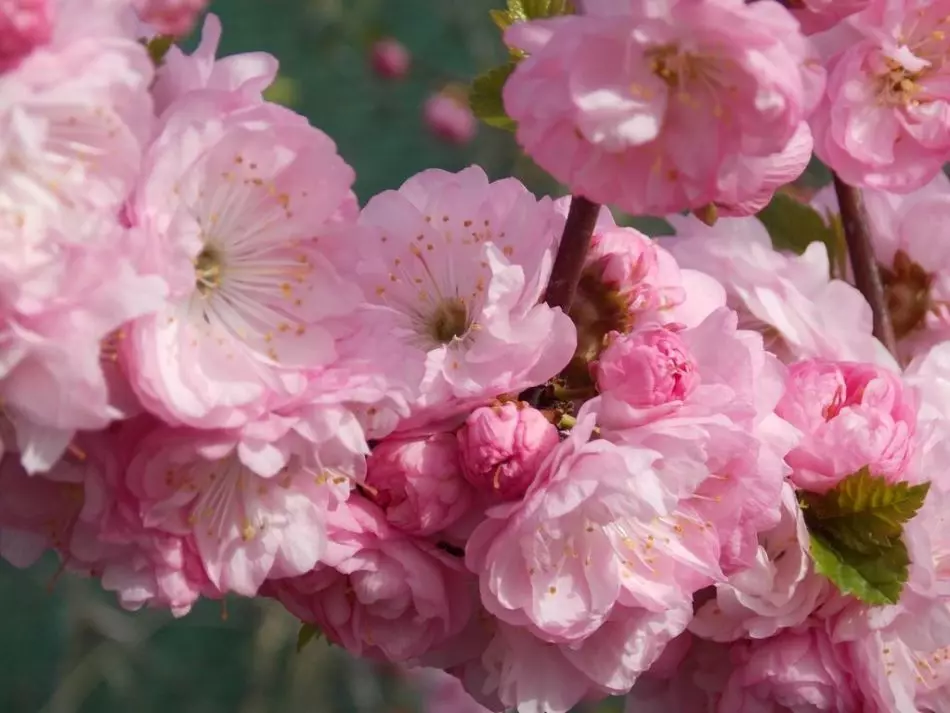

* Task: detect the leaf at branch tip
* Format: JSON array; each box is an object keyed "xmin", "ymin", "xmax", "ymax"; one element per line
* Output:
[
  {"xmin": 296, "ymin": 623, "xmax": 323, "ymax": 653},
  {"xmin": 800, "ymin": 468, "xmax": 931, "ymax": 605},
  {"xmin": 756, "ymin": 193, "xmax": 845, "ymax": 277},
  {"xmin": 470, "ymin": 63, "xmax": 518, "ymax": 132},
  {"xmin": 693, "ymin": 203, "xmax": 719, "ymax": 227}
]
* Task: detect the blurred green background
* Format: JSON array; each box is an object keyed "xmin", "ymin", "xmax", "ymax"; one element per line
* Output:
[{"xmin": 0, "ymin": 2, "xmax": 620, "ymax": 712}]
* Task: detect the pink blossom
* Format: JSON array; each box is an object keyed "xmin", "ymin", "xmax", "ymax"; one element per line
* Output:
[
  {"xmin": 133, "ymin": 0, "xmax": 207, "ymax": 36},
  {"xmin": 0, "ymin": 0, "xmax": 52, "ymax": 72},
  {"xmin": 150, "ymin": 14, "xmax": 278, "ymax": 116},
  {"xmin": 349, "ymin": 166, "xmax": 575, "ymax": 430},
  {"xmin": 789, "ymin": 0, "xmax": 872, "ymax": 34},
  {"xmin": 364, "ymin": 433, "xmax": 472, "ymax": 536},
  {"xmin": 456, "ymin": 402, "xmax": 558, "ymax": 501},
  {"xmin": 776, "ymin": 358, "xmax": 917, "ymax": 492},
  {"xmin": 123, "ymin": 409, "xmax": 366, "ymax": 597},
  {"xmin": 423, "ymin": 93, "xmax": 476, "ymax": 145},
  {"xmin": 718, "ymin": 627, "xmax": 862, "ymax": 712},
  {"xmin": 809, "ymin": 0, "xmax": 950, "ymax": 191},
  {"xmin": 370, "ymin": 38, "xmax": 410, "ymax": 80},
  {"xmin": 123, "ymin": 90, "xmax": 367, "ymax": 430},
  {"xmin": 503, "ymin": 0, "xmax": 824, "ymax": 215},
  {"xmin": 410, "ymin": 668, "xmax": 495, "ymax": 713},
  {"xmin": 666, "ymin": 213, "xmax": 896, "ymax": 367},
  {"xmin": 691, "ymin": 483, "xmax": 831, "ymax": 641},
  {"xmin": 264, "ymin": 496, "xmax": 475, "ymax": 663}
]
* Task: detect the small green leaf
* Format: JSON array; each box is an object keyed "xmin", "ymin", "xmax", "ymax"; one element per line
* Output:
[
  {"xmin": 144, "ymin": 35, "xmax": 175, "ymax": 66},
  {"xmin": 800, "ymin": 469, "xmax": 931, "ymax": 605},
  {"xmin": 756, "ymin": 193, "xmax": 846, "ymax": 277},
  {"xmin": 469, "ymin": 63, "xmax": 518, "ymax": 131},
  {"xmin": 522, "ymin": 0, "xmax": 576, "ymax": 17},
  {"xmin": 296, "ymin": 623, "xmax": 322, "ymax": 653},
  {"xmin": 808, "ymin": 530, "xmax": 909, "ymax": 605}
]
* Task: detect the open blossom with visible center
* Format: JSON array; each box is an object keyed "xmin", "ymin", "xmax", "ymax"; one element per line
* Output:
[
  {"xmin": 503, "ymin": 0, "xmax": 824, "ymax": 215},
  {"xmin": 457, "ymin": 401, "xmax": 558, "ymax": 501},
  {"xmin": 776, "ymin": 358, "xmax": 917, "ymax": 492},
  {"xmin": 665, "ymin": 213, "xmax": 894, "ymax": 367},
  {"xmin": 133, "ymin": 0, "xmax": 208, "ymax": 37},
  {"xmin": 364, "ymin": 432, "xmax": 472, "ymax": 536},
  {"xmin": 809, "ymin": 0, "xmax": 950, "ymax": 191},
  {"xmin": 123, "ymin": 88, "xmax": 369, "ymax": 430},
  {"xmin": 264, "ymin": 495, "xmax": 475, "ymax": 663},
  {"xmin": 0, "ymin": 0, "xmax": 53, "ymax": 72},
  {"xmin": 122, "ymin": 408, "xmax": 366, "ymax": 598},
  {"xmin": 349, "ymin": 166, "xmax": 575, "ymax": 430}
]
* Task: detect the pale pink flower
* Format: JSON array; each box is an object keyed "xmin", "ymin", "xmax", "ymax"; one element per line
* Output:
[
  {"xmin": 0, "ymin": 0, "xmax": 53, "ymax": 72},
  {"xmin": 776, "ymin": 358, "xmax": 917, "ymax": 492},
  {"xmin": 789, "ymin": 0, "xmax": 872, "ymax": 34},
  {"xmin": 350, "ymin": 166, "xmax": 575, "ymax": 430},
  {"xmin": 370, "ymin": 38, "xmax": 410, "ymax": 80},
  {"xmin": 456, "ymin": 402, "xmax": 558, "ymax": 501},
  {"xmin": 364, "ymin": 433, "xmax": 472, "ymax": 536},
  {"xmin": 665, "ymin": 213, "xmax": 896, "ymax": 368},
  {"xmin": 691, "ymin": 483, "xmax": 831, "ymax": 641},
  {"xmin": 503, "ymin": 0, "xmax": 824, "ymax": 215},
  {"xmin": 810, "ymin": 0, "xmax": 950, "ymax": 191},
  {"xmin": 150, "ymin": 14, "xmax": 278, "ymax": 116},
  {"xmin": 718, "ymin": 626, "xmax": 862, "ymax": 712},
  {"xmin": 133, "ymin": 0, "xmax": 207, "ymax": 37},
  {"xmin": 410, "ymin": 668, "xmax": 495, "ymax": 713},
  {"xmin": 423, "ymin": 93, "xmax": 476, "ymax": 145},
  {"xmin": 123, "ymin": 408, "xmax": 366, "ymax": 597},
  {"xmin": 264, "ymin": 495, "xmax": 475, "ymax": 663},
  {"xmin": 123, "ymin": 90, "xmax": 367, "ymax": 430}
]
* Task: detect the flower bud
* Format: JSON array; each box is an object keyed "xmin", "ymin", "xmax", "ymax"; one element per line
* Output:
[
  {"xmin": 423, "ymin": 93, "xmax": 476, "ymax": 145},
  {"xmin": 370, "ymin": 38, "xmax": 410, "ymax": 80},
  {"xmin": 457, "ymin": 402, "xmax": 558, "ymax": 500},
  {"xmin": 0, "ymin": 0, "xmax": 53, "ymax": 72}
]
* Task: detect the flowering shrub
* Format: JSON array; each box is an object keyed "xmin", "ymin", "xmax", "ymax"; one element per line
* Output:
[{"xmin": 5, "ymin": 1, "xmax": 950, "ymax": 712}]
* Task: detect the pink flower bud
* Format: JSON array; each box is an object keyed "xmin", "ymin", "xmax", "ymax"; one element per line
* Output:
[
  {"xmin": 457, "ymin": 402, "xmax": 558, "ymax": 500},
  {"xmin": 365, "ymin": 433, "xmax": 472, "ymax": 536},
  {"xmin": 370, "ymin": 38, "xmax": 410, "ymax": 80},
  {"xmin": 133, "ymin": 0, "xmax": 208, "ymax": 37},
  {"xmin": 595, "ymin": 325, "xmax": 698, "ymax": 408},
  {"xmin": 0, "ymin": 0, "xmax": 53, "ymax": 72},
  {"xmin": 423, "ymin": 93, "xmax": 476, "ymax": 145}
]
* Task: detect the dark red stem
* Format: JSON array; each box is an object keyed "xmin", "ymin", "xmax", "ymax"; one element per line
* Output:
[
  {"xmin": 832, "ymin": 174, "xmax": 898, "ymax": 358},
  {"xmin": 543, "ymin": 195, "xmax": 600, "ymax": 312}
]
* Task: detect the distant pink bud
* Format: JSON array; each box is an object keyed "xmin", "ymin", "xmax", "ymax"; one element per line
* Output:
[
  {"xmin": 0, "ymin": 0, "xmax": 53, "ymax": 72},
  {"xmin": 776, "ymin": 359, "xmax": 917, "ymax": 492},
  {"xmin": 595, "ymin": 326, "xmax": 699, "ymax": 408},
  {"xmin": 133, "ymin": 0, "xmax": 208, "ymax": 37},
  {"xmin": 457, "ymin": 402, "xmax": 558, "ymax": 501},
  {"xmin": 424, "ymin": 93, "xmax": 476, "ymax": 145},
  {"xmin": 370, "ymin": 38, "xmax": 410, "ymax": 80},
  {"xmin": 365, "ymin": 434, "xmax": 473, "ymax": 536}
]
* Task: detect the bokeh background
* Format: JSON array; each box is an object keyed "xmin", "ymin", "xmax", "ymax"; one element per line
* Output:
[{"xmin": 0, "ymin": 2, "xmax": 629, "ymax": 712}]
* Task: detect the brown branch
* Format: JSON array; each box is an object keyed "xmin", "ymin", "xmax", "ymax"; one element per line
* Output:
[
  {"xmin": 544, "ymin": 195, "xmax": 601, "ymax": 312},
  {"xmin": 832, "ymin": 174, "xmax": 898, "ymax": 357}
]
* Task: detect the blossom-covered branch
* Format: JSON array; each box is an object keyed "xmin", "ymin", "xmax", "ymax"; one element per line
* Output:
[{"xmin": 543, "ymin": 195, "xmax": 601, "ymax": 312}]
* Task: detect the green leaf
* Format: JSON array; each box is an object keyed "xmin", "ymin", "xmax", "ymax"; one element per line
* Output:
[
  {"xmin": 144, "ymin": 35, "xmax": 175, "ymax": 66},
  {"xmin": 296, "ymin": 623, "xmax": 322, "ymax": 653},
  {"xmin": 469, "ymin": 63, "xmax": 518, "ymax": 131},
  {"xmin": 756, "ymin": 193, "xmax": 846, "ymax": 277},
  {"xmin": 800, "ymin": 469, "xmax": 930, "ymax": 605},
  {"xmin": 492, "ymin": 0, "xmax": 574, "ymax": 28}
]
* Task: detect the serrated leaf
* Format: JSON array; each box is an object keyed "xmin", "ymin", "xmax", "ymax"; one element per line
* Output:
[
  {"xmin": 296, "ymin": 623, "xmax": 322, "ymax": 653},
  {"xmin": 808, "ymin": 529, "xmax": 909, "ymax": 605},
  {"xmin": 756, "ymin": 193, "xmax": 846, "ymax": 277},
  {"xmin": 469, "ymin": 63, "xmax": 518, "ymax": 131}
]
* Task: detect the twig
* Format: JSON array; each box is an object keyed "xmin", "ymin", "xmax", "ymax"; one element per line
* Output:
[
  {"xmin": 543, "ymin": 195, "xmax": 601, "ymax": 312},
  {"xmin": 832, "ymin": 175, "xmax": 898, "ymax": 357}
]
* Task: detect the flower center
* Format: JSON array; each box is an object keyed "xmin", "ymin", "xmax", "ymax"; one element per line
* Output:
[
  {"xmin": 878, "ymin": 58, "xmax": 924, "ymax": 107},
  {"xmin": 427, "ymin": 297, "xmax": 470, "ymax": 344},
  {"xmin": 194, "ymin": 245, "xmax": 223, "ymax": 296},
  {"xmin": 880, "ymin": 250, "xmax": 932, "ymax": 340},
  {"xmin": 647, "ymin": 45, "xmax": 695, "ymax": 87}
]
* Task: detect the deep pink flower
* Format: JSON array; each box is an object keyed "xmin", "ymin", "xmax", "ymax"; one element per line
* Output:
[
  {"xmin": 370, "ymin": 38, "xmax": 410, "ymax": 80},
  {"xmin": 503, "ymin": 0, "xmax": 824, "ymax": 215},
  {"xmin": 423, "ymin": 93, "xmax": 476, "ymax": 145},
  {"xmin": 264, "ymin": 496, "xmax": 475, "ymax": 663},
  {"xmin": 349, "ymin": 167, "xmax": 575, "ymax": 430},
  {"xmin": 666, "ymin": 213, "xmax": 894, "ymax": 367},
  {"xmin": 133, "ymin": 0, "xmax": 207, "ymax": 37},
  {"xmin": 365, "ymin": 433, "xmax": 472, "ymax": 536},
  {"xmin": 810, "ymin": 0, "xmax": 950, "ymax": 191},
  {"xmin": 456, "ymin": 402, "xmax": 558, "ymax": 501},
  {"xmin": 776, "ymin": 358, "xmax": 917, "ymax": 491},
  {"xmin": 0, "ymin": 0, "xmax": 52, "ymax": 72}
]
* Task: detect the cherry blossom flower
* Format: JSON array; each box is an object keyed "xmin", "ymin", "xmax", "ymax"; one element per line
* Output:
[
  {"xmin": 423, "ymin": 93, "xmax": 476, "ymax": 145},
  {"xmin": 133, "ymin": 0, "xmax": 207, "ymax": 37},
  {"xmin": 0, "ymin": 0, "xmax": 53, "ymax": 72}
]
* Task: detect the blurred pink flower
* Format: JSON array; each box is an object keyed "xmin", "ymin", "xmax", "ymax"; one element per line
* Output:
[
  {"xmin": 133, "ymin": 0, "xmax": 207, "ymax": 37},
  {"xmin": 410, "ymin": 668, "xmax": 495, "ymax": 713},
  {"xmin": 424, "ymin": 93, "xmax": 476, "ymax": 145},
  {"xmin": 457, "ymin": 402, "xmax": 558, "ymax": 501},
  {"xmin": 371, "ymin": 37, "xmax": 410, "ymax": 80},
  {"xmin": 0, "ymin": 0, "xmax": 52, "ymax": 72}
]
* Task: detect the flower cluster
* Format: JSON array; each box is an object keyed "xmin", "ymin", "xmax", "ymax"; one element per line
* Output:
[{"xmin": 5, "ymin": 2, "xmax": 950, "ymax": 713}]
